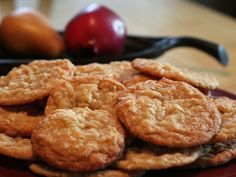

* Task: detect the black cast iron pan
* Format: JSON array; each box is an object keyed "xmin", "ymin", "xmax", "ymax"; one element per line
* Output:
[{"xmin": 0, "ymin": 35, "xmax": 228, "ymax": 75}]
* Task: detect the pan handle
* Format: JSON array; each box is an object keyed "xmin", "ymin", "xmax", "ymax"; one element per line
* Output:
[{"xmin": 151, "ymin": 36, "xmax": 228, "ymax": 66}]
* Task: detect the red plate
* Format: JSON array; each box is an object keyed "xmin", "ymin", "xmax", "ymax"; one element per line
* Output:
[{"xmin": 0, "ymin": 89, "xmax": 235, "ymax": 177}]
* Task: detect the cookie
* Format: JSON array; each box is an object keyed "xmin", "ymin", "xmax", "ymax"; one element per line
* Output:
[
  {"xmin": 32, "ymin": 108, "xmax": 125, "ymax": 172},
  {"xmin": 0, "ymin": 59, "xmax": 75, "ymax": 105},
  {"xmin": 118, "ymin": 73, "xmax": 156, "ymax": 87},
  {"xmin": 45, "ymin": 76, "xmax": 126, "ymax": 135},
  {"xmin": 0, "ymin": 133, "xmax": 34, "ymax": 160},
  {"xmin": 132, "ymin": 58, "xmax": 219, "ymax": 89},
  {"xmin": 45, "ymin": 76, "xmax": 126, "ymax": 115},
  {"xmin": 0, "ymin": 101, "xmax": 44, "ymax": 136},
  {"xmin": 186, "ymin": 140, "xmax": 236, "ymax": 168},
  {"xmin": 116, "ymin": 80, "xmax": 221, "ymax": 148},
  {"xmin": 115, "ymin": 146, "xmax": 202, "ymax": 170},
  {"xmin": 210, "ymin": 100, "xmax": 236, "ymax": 143},
  {"xmin": 75, "ymin": 61, "xmax": 138, "ymax": 80},
  {"xmin": 213, "ymin": 96, "xmax": 233, "ymax": 114},
  {"xmin": 128, "ymin": 78, "xmax": 207, "ymax": 100},
  {"xmin": 29, "ymin": 163, "xmax": 145, "ymax": 177},
  {"xmin": 0, "ymin": 107, "xmax": 42, "ymax": 137}
]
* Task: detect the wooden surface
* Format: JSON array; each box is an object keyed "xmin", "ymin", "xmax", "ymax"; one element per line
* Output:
[{"xmin": 0, "ymin": 0, "xmax": 236, "ymax": 93}]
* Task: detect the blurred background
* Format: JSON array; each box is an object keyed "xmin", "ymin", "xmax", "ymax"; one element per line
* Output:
[
  {"xmin": 1, "ymin": 0, "xmax": 236, "ymax": 32},
  {"xmin": 1, "ymin": 0, "xmax": 236, "ymax": 18},
  {"xmin": 193, "ymin": 0, "xmax": 236, "ymax": 18}
]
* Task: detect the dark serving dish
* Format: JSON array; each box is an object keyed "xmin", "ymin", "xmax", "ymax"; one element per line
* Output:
[{"xmin": 0, "ymin": 35, "xmax": 228, "ymax": 75}]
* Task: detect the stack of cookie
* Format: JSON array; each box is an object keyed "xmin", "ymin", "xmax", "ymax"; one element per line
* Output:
[{"xmin": 0, "ymin": 58, "xmax": 235, "ymax": 177}]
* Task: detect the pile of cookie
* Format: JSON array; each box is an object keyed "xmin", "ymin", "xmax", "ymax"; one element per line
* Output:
[{"xmin": 0, "ymin": 58, "xmax": 235, "ymax": 177}]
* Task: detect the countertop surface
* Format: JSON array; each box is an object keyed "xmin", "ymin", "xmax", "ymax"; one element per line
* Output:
[{"xmin": 1, "ymin": 0, "xmax": 236, "ymax": 93}]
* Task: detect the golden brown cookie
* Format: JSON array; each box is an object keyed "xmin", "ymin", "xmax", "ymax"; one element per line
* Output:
[
  {"xmin": 32, "ymin": 108, "xmax": 125, "ymax": 172},
  {"xmin": 45, "ymin": 76, "xmax": 126, "ymax": 115},
  {"xmin": 118, "ymin": 73, "xmax": 156, "ymax": 87},
  {"xmin": 116, "ymin": 80, "xmax": 221, "ymax": 148},
  {"xmin": 0, "ymin": 107, "xmax": 42, "ymax": 137},
  {"xmin": 132, "ymin": 58, "xmax": 219, "ymax": 89},
  {"xmin": 115, "ymin": 146, "xmax": 202, "ymax": 170},
  {"xmin": 75, "ymin": 61, "xmax": 138, "ymax": 80},
  {"xmin": 128, "ymin": 78, "xmax": 207, "ymax": 100},
  {"xmin": 30, "ymin": 163, "xmax": 75, "ymax": 177},
  {"xmin": 0, "ymin": 101, "xmax": 44, "ymax": 136},
  {"xmin": 29, "ymin": 163, "xmax": 145, "ymax": 177},
  {"xmin": 45, "ymin": 76, "xmax": 126, "ymax": 135},
  {"xmin": 213, "ymin": 96, "xmax": 233, "ymax": 114},
  {"xmin": 0, "ymin": 59, "xmax": 75, "ymax": 105},
  {"xmin": 186, "ymin": 140, "xmax": 236, "ymax": 168},
  {"xmin": 210, "ymin": 100, "xmax": 236, "ymax": 143},
  {"xmin": 0, "ymin": 133, "xmax": 34, "ymax": 160}
]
